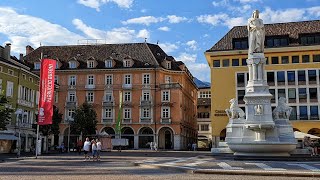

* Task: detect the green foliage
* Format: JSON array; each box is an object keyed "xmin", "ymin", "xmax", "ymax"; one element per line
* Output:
[
  {"xmin": 39, "ymin": 105, "xmax": 63, "ymax": 136},
  {"xmin": 71, "ymin": 102, "xmax": 97, "ymax": 137},
  {"xmin": 0, "ymin": 94, "xmax": 13, "ymax": 131}
]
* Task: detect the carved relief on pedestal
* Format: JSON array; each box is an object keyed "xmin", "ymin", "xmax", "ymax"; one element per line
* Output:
[
  {"xmin": 243, "ymin": 98, "xmax": 269, "ymax": 105},
  {"xmin": 272, "ymin": 97, "xmax": 292, "ymax": 120},
  {"xmin": 254, "ymin": 105, "xmax": 263, "ymax": 115},
  {"xmin": 225, "ymin": 98, "xmax": 245, "ymax": 119}
]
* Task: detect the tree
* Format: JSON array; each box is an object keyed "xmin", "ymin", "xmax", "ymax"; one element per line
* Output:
[
  {"xmin": 39, "ymin": 105, "xmax": 63, "ymax": 137},
  {"xmin": 71, "ymin": 102, "xmax": 97, "ymax": 138},
  {"xmin": 0, "ymin": 93, "xmax": 13, "ymax": 131}
]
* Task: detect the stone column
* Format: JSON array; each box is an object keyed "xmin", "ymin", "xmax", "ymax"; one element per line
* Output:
[
  {"xmin": 174, "ymin": 135, "xmax": 181, "ymax": 150},
  {"xmin": 134, "ymin": 135, "xmax": 139, "ymax": 149},
  {"xmin": 25, "ymin": 134, "xmax": 29, "ymax": 152},
  {"xmin": 252, "ymin": 63, "xmax": 257, "ymax": 80},
  {"xmin": 248, "ymin": 64, "xmax": 253, "ymax": 81},
  {"xmin": 257, "ymin": 63, "xmax": 262, "ymax": 80}
]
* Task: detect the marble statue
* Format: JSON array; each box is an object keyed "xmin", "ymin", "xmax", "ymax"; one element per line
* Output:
[
  {"xmin": 273, "ymin": 97, "xmax": 292, "ymax": 119},
  {"xmin": 225, "ymin": 98, "xmax": 245, "ymax": 119},
  {"xmin": 248, "ymin": 10, "xmax": 265, "ymax": 54}
]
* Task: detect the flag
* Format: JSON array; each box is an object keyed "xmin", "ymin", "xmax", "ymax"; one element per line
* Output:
[
  {"xmin": 115, "ymin": 91, "xmax": 123, "ymax": 134},
  {"xmin": 38, "ymin": 59, "xmax": 56, "ymax": 125}
]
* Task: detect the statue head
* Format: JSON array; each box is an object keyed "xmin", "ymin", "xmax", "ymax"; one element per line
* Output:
[{"xmin": 252, "ymin": 10, "xmax": 260, "ymax": 19}]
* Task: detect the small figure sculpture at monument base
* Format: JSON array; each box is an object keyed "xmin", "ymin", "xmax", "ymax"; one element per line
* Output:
[
  {"xmin": 225, "ymin": 98, "xmax": 245, "ymax": 119},
  {"xmin": 273, "ymin": 97, "xmax": 292, "ymax": 120}
]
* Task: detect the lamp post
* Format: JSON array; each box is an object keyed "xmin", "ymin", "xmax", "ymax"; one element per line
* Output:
[
  {"xmin": 35, "ymin": 111, "xmax": 39, "ymax": 159},
  {"xmin": 15, "ymin": 108, "xmax": 23, "ymax": 157}
]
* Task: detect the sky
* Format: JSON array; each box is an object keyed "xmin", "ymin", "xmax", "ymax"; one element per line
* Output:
[{"xmin": 0, "ymin": 0, "xmax": 319, "ymax": 82}]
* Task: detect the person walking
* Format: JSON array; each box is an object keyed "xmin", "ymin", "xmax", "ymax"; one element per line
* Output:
[
  {"xmin": 77, "ymin": 140, "xmax": 83, "ymax": 155},
  {"xmin": 83, "ymin": 137, "xmax": 91, "ymax": 161},
  {"xmin": 91, "ymin": 140, "xmax": 98, "ymax": 161},
  {"xmin": 96, "ymin": 139, "xmax": 102, "ymax": 161}
]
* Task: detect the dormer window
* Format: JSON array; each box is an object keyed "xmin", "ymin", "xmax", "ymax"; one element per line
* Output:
[
  {"xmin": 105, "ymin": 60, "xmax": 112, "ymax": 68},
  {"xmin": 166, "ymin": 62, "xmax": 171, "ymax": 69},
  {"xmin": 69, "ymin": 61, "xmax": 77, "ymax": 69},
  {"xmin": 87, "ymin": 60, "xmax": 95, "ymax": 68},
  {"xmin": 34, "ymin": 62, "xmax": 41, "ymax": 70},
  {"xmin": 124, "ymin": 60, "xmax": 131, "ymax": 67}
]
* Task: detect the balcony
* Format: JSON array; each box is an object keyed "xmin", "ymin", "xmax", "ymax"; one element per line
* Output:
[
  {"xmin": 161, "ymin": 118, "xmax": 171, "ymax": 124},
  {"xmin": 65, "ymin": 101, "xmax": 77, "ymax": 108},
  {"xmin": 85, "ymin": 84, "xmax": 96, "ymax": 89},
  {"xmin": 159, "ymin": 83, "xmax": 182, "ymax": 89},
  {"xmin": 122, "ymin": 84, "xmax": 132, "ymax": 89},
  {"xmin": 122, "ymin": 118, "xmax": 132, "ymax": 124},
  {"xmin": 17, "ymin": 99, "xmax": 33, "ymax": 108},
  {"xmin": 142, "ymin": 84, "xmax": 151, "ymax": 89},
  {"xmin": 68, "ymin": 85, "xmax": 76, "ymax": 90},
  {"xmin": 140, "ymin": 118, "xmax": 152, "ymax": 123},
  {"xmin": 104, "ymin": 84, "xmax": 113, "ymax": 89},
  {"xmin": 102, "ymin": 100, "xmax": 114, "ymax": 107},
  {"xmin": 102, "ymin": 118, "xmax": 113, "ymax": 124},
  {"xmin": 123, "ymin": 101, "xmax": 133, "ymax": 107},
  {"xmin": 161, "ymin": 102, "xmax": 173, "ymax": 107},
  {"xmin": 140, "ymin": 100, "xmax": 152, "ymax": 107}
]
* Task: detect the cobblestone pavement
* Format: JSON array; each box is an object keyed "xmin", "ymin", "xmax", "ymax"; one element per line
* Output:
[{"xmin": 1, "ymin": 151, "xmax": 320, "ymax": 179}]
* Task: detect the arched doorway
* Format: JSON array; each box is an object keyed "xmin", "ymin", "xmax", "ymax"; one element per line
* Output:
[
  {"xmin": 308, "ymin": 128, "xmax": 320, "ymax": 136},
  {"xmin": 121, "ymin": 127, "xmax": 134, "ymax": 149},
  {"xmin": 101, "ymin": 127, "xmax": 115, "ymax": 138},
  {"xmin": 220, "ymin": 129, "xmax": 226, "ymax": 141},
  {"xmin": 138, "ymin": 127, "xmax": 154, "ymax": 148},
  {"xmin": 158, "ymin": 127, "xmax": 174, "ymax": 149}
]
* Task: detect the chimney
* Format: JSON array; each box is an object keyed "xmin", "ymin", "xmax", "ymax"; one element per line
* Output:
[
  {"xmin": 19, "ymin": 53, "xmax": 24, "ymax": 61},
  {"xmin": 4, "ymin": 43, "xmax": 11, "ymax": 60},
  {"xmin": 26, "ymin": 45, "xmax": 34, "ymax": 55}
]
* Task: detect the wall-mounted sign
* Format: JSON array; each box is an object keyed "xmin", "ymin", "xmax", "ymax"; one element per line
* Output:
[{"xmin": 214, "ymin": 110, "xmax": 227, "ymax": 117}]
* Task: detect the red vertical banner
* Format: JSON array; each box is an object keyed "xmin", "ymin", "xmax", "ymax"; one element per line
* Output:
[{"xmin": 38, "ymin": 59, "xmax": 56, "ymax": 125}]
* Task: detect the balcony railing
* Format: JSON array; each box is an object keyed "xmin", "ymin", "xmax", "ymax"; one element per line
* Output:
[
  {"xmin": 68, "ymin": 85, "xmax": 76, "ymax": 90},
  {"xmin": 85, "ymin": 84, "xmax": 96, "ymax": 89},
  {"xmin": 102, "ymin": 118, "xmax": 113, "ymax": 124},
  {"xmin": 65, "ymin": 101, "xmax": 77, "ymax": 108},
  {"xmin": 140, "ymin": 118, "xmax": 152, "ymax": 123},
  {"xmin": 161, "ymin": 118, "xmax": 171, "ymax": 124},
  {"xmin": 122, "ymin": 84, "xmax": 132, "ymax": 89},
  {"xmin": 122, "ymin": 118, "xmax": 132, "ymax": 124},
  {"xmin": 17, "ymin": 99, "xmax": 33, "ymax": 108},
  {"xmin": 102, "ymin": 100, "xmax": 114, "ymax": 107},
  {"xmin": 159, "ymin": 83, "xmax": 182, "ymax": 89},
  {"xmin": 104, "ymin": 84, "xmax": 113, "ymax": 89}
]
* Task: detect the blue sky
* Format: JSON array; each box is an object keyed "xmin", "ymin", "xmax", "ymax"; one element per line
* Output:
[{"xmin": 0, "ymin": 0, "xmax": 319, "ymax": 82}]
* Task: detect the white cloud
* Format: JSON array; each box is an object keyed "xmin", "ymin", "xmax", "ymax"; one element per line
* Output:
[
  {"xmin": 137, "ymin": 29, "xmax": 150, "ymax": 39},
  {"xmin": 122, "ymin": 16, "xmax": 165, "ymax": 26},
  {"xmin": 260, "ymin": 7, "xmax": 307, "ymax": 24},
  {"xmin": 197, "ymin": 14, "xmax": 228, "ymax": 26},
  {"xmin": 0, "ymin": 7, "xmax": 84, "ymax": 53},
  {"xmin": 140, "ymin": 9, "xmax": 147, "ymax": 13},
  {"xmin": 212, "ymin": 0, "xmax": 229, "ymax": 7},
  {"xmin": 176, "ymin": 52, "xmax": 197, "ymax": 63},
  {"xmin": 223, "ymin": 17, "xmax": 247, "ymax": 28},
  {"xmin": 186, "ymin": 40, "xmax": 197, "ymax": 51},
  {"xmin": 235, "ymin": 0, "xmax": 259, "ymax": 3},
  {"xmin": 187, "ymin": 63, "xmax": 210, "ymax": 82},
  {"xmin": 77, "ymin": 0, "xmax": 133, "ymax": 11},
  {"xmin": 72, "ymin": 18, "xmax": 106, "ymax": 39},
  {"xmin": 167, "ymin": 15, "xmax": 188, "ymax": 23},
  {"xmin": 306, "ymin": 6, "xmax": 320, "ymax": 18},
  {"xmin": 158, "ymin": 43, "xmax": 178, "ymax": 53},
  {"xmin": 158, "ymin": 26, "xmax": 170, "ymax": 31}
]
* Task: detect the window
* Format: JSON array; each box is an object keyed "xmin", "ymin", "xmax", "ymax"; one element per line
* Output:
[
  {"xmin": 69, "ymin": 75, "xmax": 76, "ymax": 86},
  {"xmin": 290, "ymin": 106, "xmax": 297, "ymax": 120},
  {"xmin": 87, "ymin": 60, "xmax": 94, "ymax": 68},
  {"xmin": 302, "ymin": 55, "xmax": 310, "ymax": 63},
  {"xmin": 124, "ymin": 74, "xmax": 131, "ymax": 85},
  {"xmin": 232, "ymin": 59, "xmax": 239, "ymax": 66},
  {"xmin": 34, "ymin": 63, "xmax": 41, "ymax": 70},
  {"xmin": 105, "ymin": 75, "xmax": 113, "ymax": 85},
  {"xmin": 237, "ymin": 90, "xmax": 245, "ymax": 103},
  {"xmin": 241, "ymin": 58, "xmax": 247, "ymax": 66},
  {"xmin": 68, "ymin": 92, "xmax": 76, "ymax": 102},
  {"xmin": 300, "ymin": 34, "xmax": 320, "ymax": 45},
  {"xmin": 166, "ymin": 62, "xmax": 171, "ymax": 69},
  {"xmin": 124, "ymin": 60, "xmax": 131, "ymax": 67},
  {"xmin": 278, "ymin": 89, "xmax": 286, "ymax": 99},
  {"xmin": 105, "ymin": 60, "xmax": 112, "ymax": 68},
  {"xmin": 298, "ymin": 88, "xmax": 307, "ymax": 101},
  {"xmin": 161, "ymin": 107, "xmax": 170, "ymax": 118},
  {"xmin": 288, "ymin": 88, "xmax": 296, "ymax": 101},
  {"xmin": 237, "ymin": 73, "xmax": 245, "ymax": 87},
  {"xmin": 69, "ymin": 61, "xmax": 77, "ymax": 69},
  {"xmin": 105, "ymin": 92, "xmax": 113, "ymax": 102},
  {"xmin": 267, "ymin": 72, "xmax": 275, "ymax": 85},
  {"xmin": 233, "ymin": 38, "xmax": 248, "ymax": 49},
  {"xmin": 199, "ymin": 91, "xmax": 211, "ymax": 98},
  {"xmin": 292, "ymin": 56, "xmax": 299, "ymax": 63},
  {"xmin": 8, "ymin": 69, "xmax": 14, "ymax": 75},
  {"xmin": 105, "ymin": 108, "xmax": 112, "ymax": 118},
  {"xmin": 266, "ymin": 36, "xmax": 288, "ymax": 47},
  {"xmin": 6, "ymin": 81, "xmax": 13, "ymax": 97},
  {"xmin": 287, "ymin": 71, "xmax": 295, "ymax": 84},
  {"xmin": 222, "ymin": 59, "xmax": 229, "ymax": 67},
  {"xmin": 270, "ymin": 89, "xmax": 275, "ymax": 103},
  {"xmin": 67, "ymin": 109, "xmax": 75, "ymax": 120},
  {"xmin": 298, "ymin": 70, "xmax": 306, "ymax": 82},
  {"xmin": 124, "ymin": 108, "xmax": 131, "ymax": 119},
  {"xmin": 308, "ymin": 70, "xmax": 317, "ymax": 83},
  {"xmin": 22, "ymin": 74, "xmax": 26, "ymax": 79},
  {"xmin": 54, "ymin": 75, "xmax": 59, "ymax": 84},
  {"xmin": 271, "ymin": 57, "xmax": 279, "ymax": 64},
  {"xmin": 162, "ymin": 90, "xmax": 170, "ymax": 102},
  {"xmin": 213, "ymin": 60, "xmax": 220, "ymax": 67},
  {"xmin": 87, "ymin": 75, "xmax": 94, "ymax": 85},
  {"xmin": 142, "ymin": 108, "xmax": 150, "ymax": 118},
  {"xmin": 86, "ymin": 92, "xmax": 94, "ymax": 102},
  {"xmin": 310, "ymin": 106, "xmax": 319, "ymax": 120},
  {"xmin": 281, "ymin": 56, "xmax": 289, "ymax": 64},
  {"xmin": 29, "ymin": 77, "xmax": 33, "ymax": 82},
  {"xmin": 143, "ymin": 74, "xmax": 150, "ymax": 84},
  {"xmin": 299, "ymin": 106, "xmax": 308, "ymax": 120},
  {"xmin": 200, "ymin": 124, "xmax": 209, "ymax": 131},
  {"xmin": 309, "ymin": 88, "xmax": 318, "ymax": 101},
  {"xmin": 165, "ymin": 76, "xmax": 171, "ymax": 84},
  {"xmin": 277, "ymin": 71, "xmax": 285, "ymax": 83},
  {"xmin": 313, "ymin": 54, "xmax": 320, "ymax": 62},
  {"xmin": 124, "ymin": 91, "xmax": 131, "ymax": 102},
  {"xmin": 142, "ymin": 91, "xmax": 150, "ymax": 101}
]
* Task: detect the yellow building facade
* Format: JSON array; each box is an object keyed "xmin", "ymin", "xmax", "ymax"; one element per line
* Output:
[{"xmin": 205, "ymin": 20, "xmax": 320, "ymax": 147}]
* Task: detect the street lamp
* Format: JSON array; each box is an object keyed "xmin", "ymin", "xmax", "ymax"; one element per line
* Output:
[{"xmin": 15, "ymin": 108, "xmax": 23, "ymax": 157}]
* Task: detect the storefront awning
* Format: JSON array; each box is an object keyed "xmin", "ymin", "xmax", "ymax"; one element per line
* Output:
[{"xmin": 0, "ymin": 134, "xmax": 18, "ymax": 140}]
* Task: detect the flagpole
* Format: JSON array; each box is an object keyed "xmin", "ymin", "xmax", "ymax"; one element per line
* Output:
[{"xmin": 36, "ymin": 123, "xmax": 39, "ymax": 159}]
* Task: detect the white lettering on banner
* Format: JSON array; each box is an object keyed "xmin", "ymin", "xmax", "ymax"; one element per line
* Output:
[{"xmin": 46, "ymin": 63, "xmax": 54, "ymax": 102}]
